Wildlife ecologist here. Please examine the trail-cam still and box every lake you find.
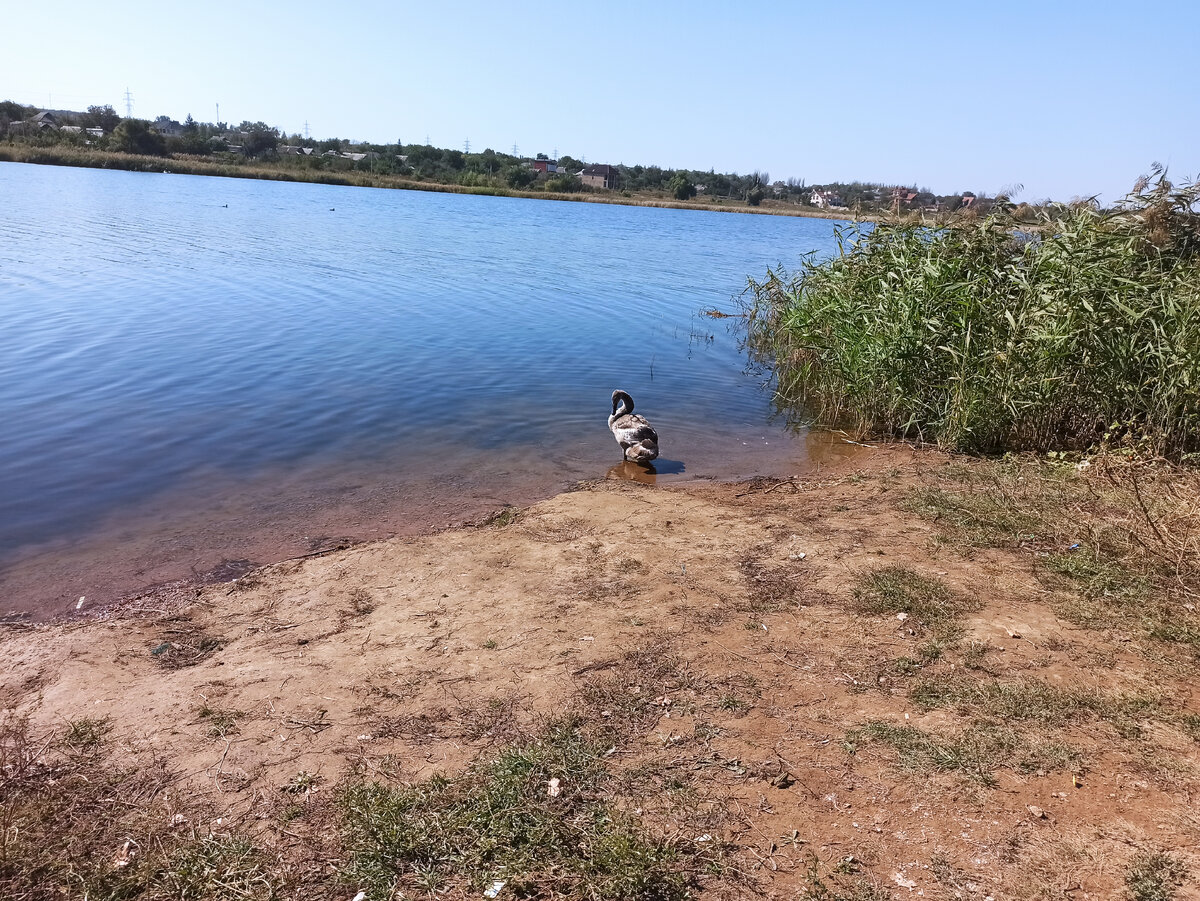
[0,161,851,619]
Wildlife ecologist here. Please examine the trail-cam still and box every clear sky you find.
[3,1,1196,203]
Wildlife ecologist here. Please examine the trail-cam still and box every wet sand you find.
[1,430,863,621]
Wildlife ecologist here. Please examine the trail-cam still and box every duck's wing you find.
[611,413,658,446]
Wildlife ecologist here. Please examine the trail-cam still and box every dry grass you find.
[905,456,1200,658]
[150,615,227,669]
[0,714,260,900]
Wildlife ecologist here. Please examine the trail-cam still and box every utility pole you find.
[123,88,134,118]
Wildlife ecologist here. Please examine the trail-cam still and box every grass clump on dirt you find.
[847,720,1080,786]
[1125,850,1188,901]
[196,704,247,738]
[60,716,112,751]
[338,718,693,900]
[800,852,891,900]
[146,835,274,900]
[845,721,1019,787]
[851,564,975,634]
[744,167,1200,458]
[909,674,1159,738]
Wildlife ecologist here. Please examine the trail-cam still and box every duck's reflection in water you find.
[605,459,685,483]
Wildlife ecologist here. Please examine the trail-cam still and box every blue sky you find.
[3,1,1195,202]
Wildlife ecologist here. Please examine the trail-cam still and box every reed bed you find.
[744,169,1200,458]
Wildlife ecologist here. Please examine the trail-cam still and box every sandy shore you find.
[2,445,1197,898]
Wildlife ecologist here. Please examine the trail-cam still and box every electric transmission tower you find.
[464,138,470,153]
[304,121,311,139]
[123,88,134,118]
[512,143,519,158]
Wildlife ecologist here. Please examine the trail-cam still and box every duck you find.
[609,390,659,464]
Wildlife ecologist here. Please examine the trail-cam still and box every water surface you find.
[0,162,850,618]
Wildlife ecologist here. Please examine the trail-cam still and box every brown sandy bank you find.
[2,446,1197,899]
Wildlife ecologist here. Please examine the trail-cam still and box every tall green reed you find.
[744,168,1200,458]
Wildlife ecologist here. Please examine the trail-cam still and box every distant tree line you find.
[3,100,1004,214]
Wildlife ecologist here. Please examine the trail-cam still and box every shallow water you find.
[0,162,851,618]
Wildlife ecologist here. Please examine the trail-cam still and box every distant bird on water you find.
[609,390,659,464]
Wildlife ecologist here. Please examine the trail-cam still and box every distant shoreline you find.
[0,145,867,221]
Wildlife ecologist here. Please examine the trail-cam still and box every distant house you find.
[961,192,976,208]
[579,164,618,189]
[31,111,59,129]
[320,150,375,162]
[531,156,559,174]
[810,189,843,209]
[152,117,185,136]
[890,187,920,209]
[280,145,315,156]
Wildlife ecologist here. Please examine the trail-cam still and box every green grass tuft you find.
[1125,851,1187,901]
[852,565,975,634]
[845,721,1016,786]
[910,674,1158,737]
[338,719,693,900]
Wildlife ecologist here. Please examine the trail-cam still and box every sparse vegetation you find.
[481,505,520,528]
[846,721,1017,786]
[1126,851,1187,901]
[3,457,1197,899]
[800,852,891,900]
[903,456,1200,657]
[910,674,1158,736]
[338,719,693,900]
[196,704,247,738]
[151,625,226,669]
[1,714,272,900]
[60,716,111,750]
[149,835,274,901]
[852,564,975,634]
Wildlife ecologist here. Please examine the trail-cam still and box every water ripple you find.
[0,162,847,610]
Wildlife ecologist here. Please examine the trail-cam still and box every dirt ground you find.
[2,445,1197,900]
